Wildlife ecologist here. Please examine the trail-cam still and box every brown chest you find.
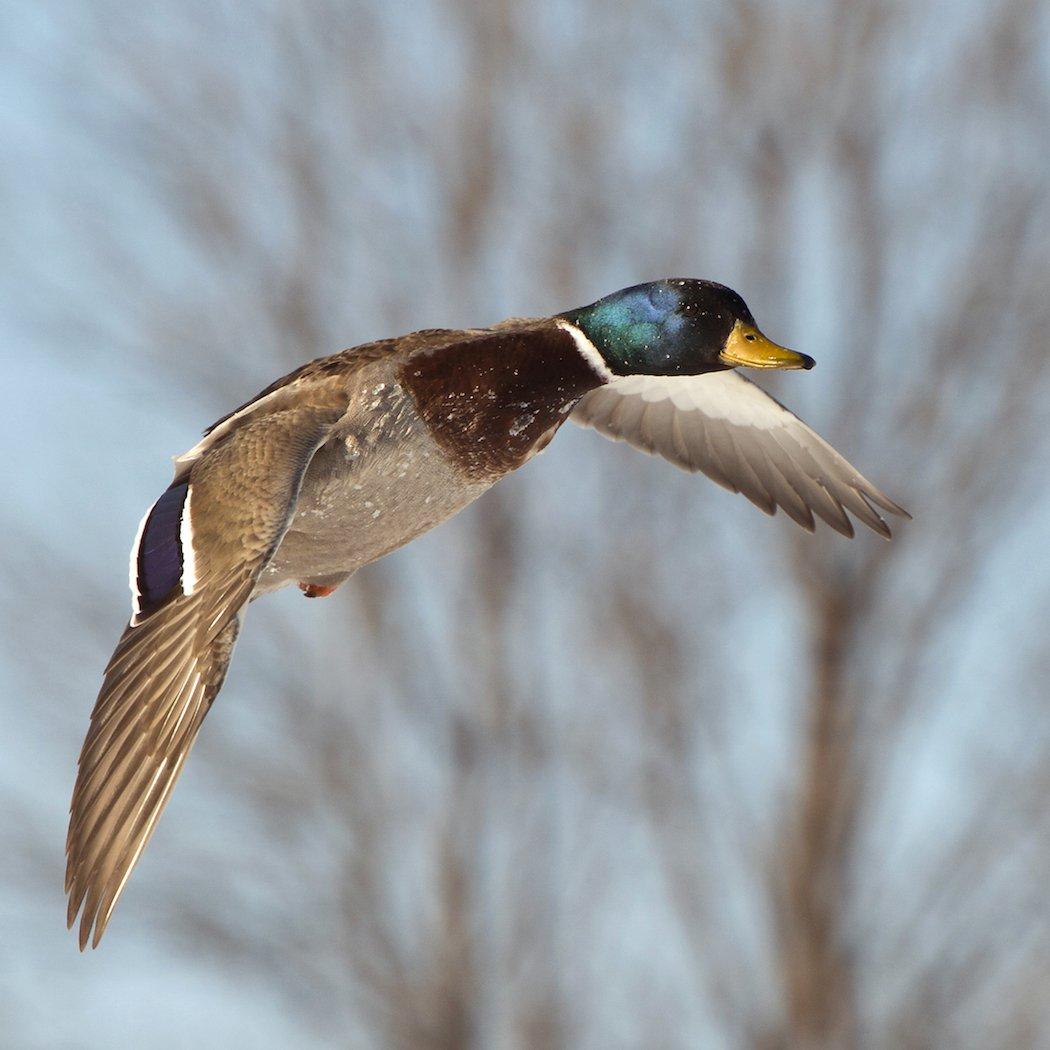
[399,325,603,480]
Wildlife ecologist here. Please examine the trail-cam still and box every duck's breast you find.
[258,367,493,593]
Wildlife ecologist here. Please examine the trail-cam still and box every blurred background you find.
[4,1,1050,1047]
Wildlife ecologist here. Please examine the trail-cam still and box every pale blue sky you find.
[4,1,1050,1046]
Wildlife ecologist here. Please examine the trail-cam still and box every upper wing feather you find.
[571,371,909,538]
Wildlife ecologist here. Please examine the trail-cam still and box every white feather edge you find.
[598,371,791,429]
[128,502,154,625]
[179,483,199,596]
[555,319,614,382]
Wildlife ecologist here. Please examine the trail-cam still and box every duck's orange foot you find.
[299,581,337,598]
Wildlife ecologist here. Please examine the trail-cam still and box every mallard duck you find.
[66,278,908,948]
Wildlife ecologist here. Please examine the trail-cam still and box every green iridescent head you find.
[559,278,813,377]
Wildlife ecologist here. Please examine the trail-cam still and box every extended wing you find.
[572,370,908,538]
[66,397,347,948]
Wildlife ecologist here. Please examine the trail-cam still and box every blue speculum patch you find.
[137,481,188,613]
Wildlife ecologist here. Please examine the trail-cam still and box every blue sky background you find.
[4,1,1050,1047]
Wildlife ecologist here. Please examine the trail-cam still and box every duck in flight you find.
[66,278,908,948]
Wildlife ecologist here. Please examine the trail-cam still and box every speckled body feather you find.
[258,355,493,592]
[262,319,597,590]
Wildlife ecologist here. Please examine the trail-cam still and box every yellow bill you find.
[720,319,815,370]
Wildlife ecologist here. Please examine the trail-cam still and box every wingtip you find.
[74,904,107,950]
[872,516,893,541]
[861,495,902,539]
[66,886,90,949]
[65,880,80,929]
[827,513,856,540]
[881,500,914,534]
[781,506,817,534]
[867,490,911,521]
[78,911,91,951]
